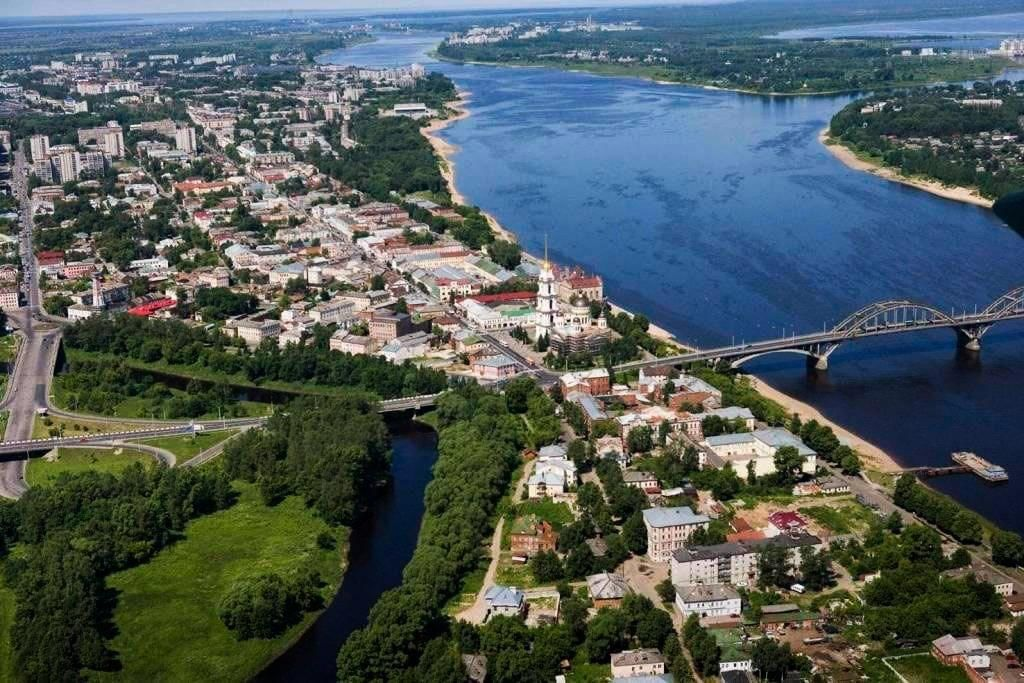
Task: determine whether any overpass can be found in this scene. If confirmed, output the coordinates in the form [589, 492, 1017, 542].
[615, 285, 1024, 373]
[376, 392, 445, 412]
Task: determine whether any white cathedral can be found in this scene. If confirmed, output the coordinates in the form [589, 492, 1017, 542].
[532, 251, 610, 354]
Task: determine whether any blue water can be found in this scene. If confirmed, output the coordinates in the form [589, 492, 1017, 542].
[327, 33, 1024, 534]
[773, 11, 1024, 49]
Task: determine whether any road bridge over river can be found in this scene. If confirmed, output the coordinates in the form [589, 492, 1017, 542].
[615, 285, 1024, 373]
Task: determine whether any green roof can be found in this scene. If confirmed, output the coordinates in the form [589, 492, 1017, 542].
[760, 610, 821, 624]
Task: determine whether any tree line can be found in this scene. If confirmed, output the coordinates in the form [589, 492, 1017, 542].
[63, 314, 448, 400]
[335, 381, 530, 680]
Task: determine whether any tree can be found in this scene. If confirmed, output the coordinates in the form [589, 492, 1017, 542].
[530, 550, 564, 583]
[627, 426, 653, 454]
[622, 511, 648, 555]
[799, 548, 833, 592]
[993, 530, 1024, 567]
[656, 578, 676, 604]
[218, 572, 309, 640]
[1012, 618, 1024, 661]
[758, 543, 792, 589]
[565, 543, 597, 578]
[772, 445, 805, 484]
[584, 608, 628, 663]
[637, 609, 674, 649]
[488, 239, 522, 269]
[751, 638, 806, 682]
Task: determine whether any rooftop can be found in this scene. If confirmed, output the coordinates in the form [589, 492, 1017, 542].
[642, 506, 709, 529]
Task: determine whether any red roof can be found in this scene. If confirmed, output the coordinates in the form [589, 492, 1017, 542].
[467, 291, 537, 305]
[128, 298, 176, 317]
[37, 250, 65, 265]
[768, 511, 808, 530]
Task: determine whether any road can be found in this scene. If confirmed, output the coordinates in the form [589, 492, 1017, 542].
[0, 148, 56, 498]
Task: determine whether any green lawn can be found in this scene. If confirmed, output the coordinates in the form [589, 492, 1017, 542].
[32, 415, 145, 439]
[95, 482, 348, 682]
[799, 502, 876, 535]
[515, 498, 575, 527]
[52, 375, 273, 421]
[443, 555, 489, 615]
[889, 654, 970, 683]
[0, 335, 18, 363]
[133, 430, 240, 461]
[565, 660, 610, 683]
[26, 447, 153, 487]
[0, 574, 14, 683]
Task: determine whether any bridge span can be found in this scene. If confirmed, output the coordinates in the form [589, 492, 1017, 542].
[615, 285, 1024, 373]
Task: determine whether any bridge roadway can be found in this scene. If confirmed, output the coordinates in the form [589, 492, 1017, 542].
[614, 287, 1024, 373]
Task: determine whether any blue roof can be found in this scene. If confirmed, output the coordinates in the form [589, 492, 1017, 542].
[642, 506, 709, 529]
[484, 585, 524, 608]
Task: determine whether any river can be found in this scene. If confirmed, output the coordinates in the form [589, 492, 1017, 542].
[324, 31, 1024, 535]
[255, 419, 438, 682]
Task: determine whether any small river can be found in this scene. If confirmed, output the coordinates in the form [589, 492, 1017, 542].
[324, 30, 1024, 535]
[255, 419, 437, 682]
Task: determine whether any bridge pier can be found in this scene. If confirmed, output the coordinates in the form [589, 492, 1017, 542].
[956, 327, 986, 353]
[807, 354, 829, 372]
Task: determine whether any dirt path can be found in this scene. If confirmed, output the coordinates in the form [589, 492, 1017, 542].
[456, 460, 534, 624]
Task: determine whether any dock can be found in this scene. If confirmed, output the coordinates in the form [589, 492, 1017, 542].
[903, 452, 1008, 483]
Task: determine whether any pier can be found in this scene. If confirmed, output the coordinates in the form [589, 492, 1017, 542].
[903, 452, 1008, 483]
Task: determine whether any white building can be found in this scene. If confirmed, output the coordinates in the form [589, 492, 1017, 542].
[610, 649, 665, 679]
[0, 286, 19, 311]
[674, 584, 742, 621]
[701, 428, 817, 480]
[483, 585, 525, 618]
[231, 317, 281, 347]
[310, 299, 354, 327]
[29, 134, 50, 161]
[175, 126, 197, 154]
[527, 448, 578, 498]
[642, 507, 711, 563]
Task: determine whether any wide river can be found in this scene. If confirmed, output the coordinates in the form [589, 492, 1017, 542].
[326, 32, 1024, 534]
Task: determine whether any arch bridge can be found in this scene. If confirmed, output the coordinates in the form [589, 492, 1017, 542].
[613, 286, 1024, 374]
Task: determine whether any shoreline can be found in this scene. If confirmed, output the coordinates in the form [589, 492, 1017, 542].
[421, 88, 907, 477]
[434, 53, 1013, 99]
[819, 128, 995, 209]
[750, 375, 903, 474]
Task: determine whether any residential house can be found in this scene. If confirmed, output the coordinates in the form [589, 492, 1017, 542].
[0, 286, 18, 311]
[587, 572, 632, 609]
[561, 368, 611, 395]
[378, 331, 432, 364]
[623, 470, 659, 493]
[670, 533, 823, 587]
[484, 586, 526, 618]
[931, 634, 991, 681]
[509, 516, 559, 559]
[229, 316, 281, 347]
[642, 507, 711, 563]
[329, 330, 373, 355]
[610, 649, 665, 679]
[675, 584, 742, 622]
[527, 449, 578, 499]
[472, 354, 519, 381]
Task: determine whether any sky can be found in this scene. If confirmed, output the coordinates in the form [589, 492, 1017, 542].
[0, 0, 717, 19]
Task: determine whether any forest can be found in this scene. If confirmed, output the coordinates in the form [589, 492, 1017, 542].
[62, 314, 448, 400]
[829, 83, 1024, 199]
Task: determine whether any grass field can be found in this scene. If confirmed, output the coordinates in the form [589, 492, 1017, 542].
[32, 414, 145, 439]
[95, 482, 348, 682]
[800, 502, 877, 535]
[26, 447, 153, 487]
[52, 375, 273, 421]
[0, 574, 14, 683]
[133, 430, 240, 461]
[889, 654, 971, 683]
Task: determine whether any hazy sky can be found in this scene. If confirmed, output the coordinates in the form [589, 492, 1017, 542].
[2, 0, 716, 19]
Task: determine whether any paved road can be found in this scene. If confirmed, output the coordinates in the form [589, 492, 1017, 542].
[0, 149, 53, 498]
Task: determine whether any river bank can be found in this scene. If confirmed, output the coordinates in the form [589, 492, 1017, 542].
[423, 91, 911, 479]
[819, 128, 995, 209]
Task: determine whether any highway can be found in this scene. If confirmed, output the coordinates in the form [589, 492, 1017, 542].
[0, 148, 55, 498]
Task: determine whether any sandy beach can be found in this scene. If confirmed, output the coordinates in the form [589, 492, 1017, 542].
[751, 375, 902, 474]
[819, 128, 994, 209]
[422, 95, 518, 244]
